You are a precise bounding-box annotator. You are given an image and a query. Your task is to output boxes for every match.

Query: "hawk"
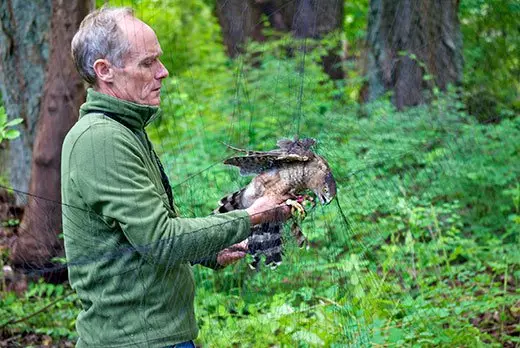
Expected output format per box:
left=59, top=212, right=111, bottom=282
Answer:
left=215, top=138, right=337, bottom=268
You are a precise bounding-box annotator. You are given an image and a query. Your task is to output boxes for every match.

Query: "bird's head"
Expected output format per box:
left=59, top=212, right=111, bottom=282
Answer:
left=307, top=156, right=337, bottom=205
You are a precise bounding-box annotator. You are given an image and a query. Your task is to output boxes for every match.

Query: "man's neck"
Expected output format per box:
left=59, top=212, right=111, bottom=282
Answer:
left=94, top=84, right=121, bottom=100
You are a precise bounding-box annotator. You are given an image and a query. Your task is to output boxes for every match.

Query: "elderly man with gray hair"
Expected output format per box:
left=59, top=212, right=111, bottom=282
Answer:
left=62, top=7, right=289, bottom=347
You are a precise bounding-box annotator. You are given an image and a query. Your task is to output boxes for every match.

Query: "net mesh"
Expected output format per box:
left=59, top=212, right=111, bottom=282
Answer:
left=0, top=0, right=518, bottom=346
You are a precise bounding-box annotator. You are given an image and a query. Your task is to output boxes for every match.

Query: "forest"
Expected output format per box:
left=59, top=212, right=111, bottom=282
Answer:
left=0, top=0, right=519, bottom=346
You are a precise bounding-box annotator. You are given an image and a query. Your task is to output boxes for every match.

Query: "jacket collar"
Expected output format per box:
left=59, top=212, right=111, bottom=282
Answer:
left=79, top=88, right=162, bottom=129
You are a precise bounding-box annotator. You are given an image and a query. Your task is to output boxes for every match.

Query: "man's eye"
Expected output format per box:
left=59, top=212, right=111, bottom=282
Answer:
left=142, top=60, right=153, bottom=67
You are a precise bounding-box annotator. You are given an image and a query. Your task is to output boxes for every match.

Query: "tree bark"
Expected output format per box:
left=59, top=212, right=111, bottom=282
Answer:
left=276, top=0, right=344, bottom=79
left=274, top=0, right=344, bottom=39
left=10, top=0, right=88, bottom=276
left=0, top=0, right=51, bottom=197
left=364, top=0, right=463, bottom=109
left=215, top=0, right=344, bottom=79
left=215, top=0, right=265, bottom=57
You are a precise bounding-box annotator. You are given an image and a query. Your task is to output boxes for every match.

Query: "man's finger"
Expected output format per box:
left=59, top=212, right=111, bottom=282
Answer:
left=217, top=251, right=247, bottom=266
left=273, top=203, right=292, bottom=220
left=227, top=251, right=246, bottom=259
left=227, top=240, right=248, bottom=252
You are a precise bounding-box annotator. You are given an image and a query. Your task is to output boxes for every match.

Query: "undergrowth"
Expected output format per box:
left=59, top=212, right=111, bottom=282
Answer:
left=1, top=43, right=519, bottom=347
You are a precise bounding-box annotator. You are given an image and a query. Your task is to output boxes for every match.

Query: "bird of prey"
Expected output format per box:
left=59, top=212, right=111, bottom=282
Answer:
left=215, top=138, right=337, bottom=268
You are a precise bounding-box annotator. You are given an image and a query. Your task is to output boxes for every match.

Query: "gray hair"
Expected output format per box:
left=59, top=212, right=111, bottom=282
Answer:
left=71, top=7, right=134, bottom=85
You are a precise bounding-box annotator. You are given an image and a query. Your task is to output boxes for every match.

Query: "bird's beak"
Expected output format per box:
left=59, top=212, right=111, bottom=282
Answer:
left=317, top=194, right=332, bottom=205
left=322, top=193, right=336, bottom=205
left=313, top=189, right=335, bottom=205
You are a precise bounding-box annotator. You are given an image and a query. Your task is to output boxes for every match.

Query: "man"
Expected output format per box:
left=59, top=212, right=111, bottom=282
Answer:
left=62, top=7, right=289, bottom=347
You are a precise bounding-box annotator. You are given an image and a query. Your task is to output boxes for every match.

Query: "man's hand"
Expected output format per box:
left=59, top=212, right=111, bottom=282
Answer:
left=217, top=240, right=248, bottom=266
left=245, top=195, right=292, bottom=225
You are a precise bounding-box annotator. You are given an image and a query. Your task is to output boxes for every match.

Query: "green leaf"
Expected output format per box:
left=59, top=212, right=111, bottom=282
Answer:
left=5, top=129, right=20, bottom=140
left=388, top=327, right=404, bottom=343
left=5, top=118, right=23, bottom=127
left=292, top=330, right=325, bottom=345
left=0, top=107, right=6, bottom=124
left=273, top=303, right=294, bottom=316
left=46, top=284, right=56, bottom=297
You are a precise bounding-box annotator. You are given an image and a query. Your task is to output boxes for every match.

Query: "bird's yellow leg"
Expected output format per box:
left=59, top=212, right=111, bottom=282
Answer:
left=285, top=199, right=306, bottom=219
left=286, top=194, right=316, bottom=218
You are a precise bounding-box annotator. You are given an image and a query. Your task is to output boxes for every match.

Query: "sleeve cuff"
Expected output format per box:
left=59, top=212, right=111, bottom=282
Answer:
left=191, top=209, right=251, bottom=270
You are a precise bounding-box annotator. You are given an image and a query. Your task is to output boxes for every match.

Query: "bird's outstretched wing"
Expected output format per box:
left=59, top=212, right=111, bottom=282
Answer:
left=223, top=138, right=316, bottom=175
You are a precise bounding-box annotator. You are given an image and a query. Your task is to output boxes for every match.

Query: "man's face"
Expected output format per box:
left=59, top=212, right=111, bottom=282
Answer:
left=111, top=17, right=169, bottom=106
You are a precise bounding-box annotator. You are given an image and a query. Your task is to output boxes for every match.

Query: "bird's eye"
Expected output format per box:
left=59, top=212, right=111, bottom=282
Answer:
left=323, top=187, right=328, bottom=193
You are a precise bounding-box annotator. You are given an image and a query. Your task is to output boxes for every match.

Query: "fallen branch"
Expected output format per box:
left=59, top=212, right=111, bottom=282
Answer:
left=0, top=290, right=74, bottom=329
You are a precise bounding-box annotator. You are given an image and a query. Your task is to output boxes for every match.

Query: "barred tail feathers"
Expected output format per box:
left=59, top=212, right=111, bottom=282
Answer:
left=248, top=223, right=283, bottom=269
left=214, top=188, right=246, bottom=214
left=214, top=188, right=284, bottom=269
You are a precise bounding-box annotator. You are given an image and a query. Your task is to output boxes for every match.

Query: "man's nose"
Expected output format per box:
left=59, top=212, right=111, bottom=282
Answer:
left=156, top=61, right=169, bottom=79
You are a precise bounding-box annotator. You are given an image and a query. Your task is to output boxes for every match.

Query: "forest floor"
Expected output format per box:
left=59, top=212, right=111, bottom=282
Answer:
left=1, top=105, right=519, bottom=346
left=0, top=189, right=26, bottom=293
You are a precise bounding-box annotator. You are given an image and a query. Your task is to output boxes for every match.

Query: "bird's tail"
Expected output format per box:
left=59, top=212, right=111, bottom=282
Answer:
left=214, top=189, right=284, bottom=269
left=248, top=223, right=283, bottom=269
left=214, top=188, right=246, bottom=213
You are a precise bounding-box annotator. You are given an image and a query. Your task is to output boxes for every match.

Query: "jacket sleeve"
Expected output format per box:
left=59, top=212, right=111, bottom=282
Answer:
left=192, top=254, right=224, bottom=270
left=68, top=123, right=251, bottom=267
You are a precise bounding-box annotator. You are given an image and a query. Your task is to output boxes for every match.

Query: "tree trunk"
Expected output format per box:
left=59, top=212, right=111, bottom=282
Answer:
left=0, top=0, right=52, bottom=197
left=215, top=0, right=265, bottom=57
left=364, top=0, right=463, bottom=109
left=274, top=0, right=344, bottom=39
left=10, top=0, right=88, bottom=277
left=215, top=0, right=344, bottom=79
left=280, top=0, right=345, bottom=79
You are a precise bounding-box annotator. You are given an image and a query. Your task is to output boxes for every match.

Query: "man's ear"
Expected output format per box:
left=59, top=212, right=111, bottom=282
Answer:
left=93, top=59, right=114, bottom=83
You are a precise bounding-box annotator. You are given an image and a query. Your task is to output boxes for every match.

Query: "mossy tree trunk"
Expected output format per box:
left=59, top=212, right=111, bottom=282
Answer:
left=363, top=0, right=463, bottom=109
left=10, top=0, right=89, bottom=277
left=0, top=0, right=52, bottom=197
left=215, top=0, right=344, bottom=79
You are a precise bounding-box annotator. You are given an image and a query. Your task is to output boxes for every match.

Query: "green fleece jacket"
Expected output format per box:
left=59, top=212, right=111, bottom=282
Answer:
left=61, top=89, right=251, bottom=347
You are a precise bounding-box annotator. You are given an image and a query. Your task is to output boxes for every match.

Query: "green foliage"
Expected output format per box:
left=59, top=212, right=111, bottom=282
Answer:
left=3, top=55, right=518, bottom=346
left=97, top=0, right=225, bottom=75
left=0, top=106, right=23, bottom=143
left=1, top=218, right=20, bottom=228
left=150, top=43, right=518, bottom=346
left=344, top=0, right=369, bottom=51
left=0, top=280, right=78, bottom=340
left=460, top=0, right=520, bottom=121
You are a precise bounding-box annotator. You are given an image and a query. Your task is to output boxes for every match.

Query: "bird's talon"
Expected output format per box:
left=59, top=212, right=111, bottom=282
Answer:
left=285, top=199, right=306, bottom=219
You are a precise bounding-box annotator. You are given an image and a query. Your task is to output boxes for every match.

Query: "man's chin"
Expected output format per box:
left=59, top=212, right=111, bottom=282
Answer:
left=143, top=97, right=161, bottom=106
left=148, top=92, right=161, bottom=106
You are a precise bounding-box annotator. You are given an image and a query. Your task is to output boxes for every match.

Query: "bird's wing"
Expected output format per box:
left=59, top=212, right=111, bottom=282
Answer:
left=224, top=138, right=316, bottom=175
left=224, top=153, right=309, bottom=175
